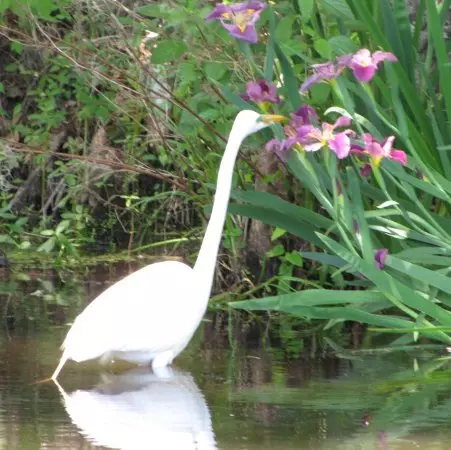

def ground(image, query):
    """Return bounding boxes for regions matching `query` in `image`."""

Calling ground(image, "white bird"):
[51,110,283,380]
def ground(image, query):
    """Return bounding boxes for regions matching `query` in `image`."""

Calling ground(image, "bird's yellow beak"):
[260,114,287,124]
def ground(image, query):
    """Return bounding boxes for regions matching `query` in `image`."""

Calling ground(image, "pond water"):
[1,268,451,449]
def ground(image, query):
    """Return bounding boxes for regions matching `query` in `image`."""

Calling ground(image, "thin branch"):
[1,139,192,194]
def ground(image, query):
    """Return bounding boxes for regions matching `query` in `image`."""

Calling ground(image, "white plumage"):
[63,262,197,365]
[51,110,283,380]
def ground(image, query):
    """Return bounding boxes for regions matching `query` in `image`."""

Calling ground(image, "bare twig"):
[1,138,192,193]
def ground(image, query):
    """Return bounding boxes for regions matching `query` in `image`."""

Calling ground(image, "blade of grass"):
[274,43,302,109]
[228,203,326,248]
[264,7,276,81]
[386,255,451,296]
[230,190,333,229]
[318,233,451,342]
[426,1,451,137]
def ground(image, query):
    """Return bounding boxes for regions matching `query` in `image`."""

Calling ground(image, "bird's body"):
[51,110,283,380]
[63,262,199,366]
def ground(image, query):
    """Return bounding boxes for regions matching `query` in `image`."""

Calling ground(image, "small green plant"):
[37,205,94,261]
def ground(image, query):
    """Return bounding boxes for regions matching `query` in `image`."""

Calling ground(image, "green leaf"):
[309,83,331,105]
[314,39,332,59]
[387,256,451,296]
[5,63,18,73]
[284,305,411,329]
[301,251,348,269]
[0,0,11,13]
[0,211,16,219]
[297,0,314,19]
[267,244,285,258]
[30,0,57,20]
[321,0,355,20]
[18,241,31,250]
[10,41,23,54]
[279,40,308,58]
[274,43,301,109]
[287,152,334,216]
[271,227,286,241]
[217,84,256,111]
[151,40,187,64]
[232,289,389,309]
[274,16,294,42]
[0,235,16,245]
[392,0,414,75]
[55,219,71,235]
[348,168,373,261]
[205,62,228,81]
[264,9,276,80]
[95,105,110,121]
[285,251,303,267]
[228,203,326,248]
[328,36,358,56]
[231,290,411,330]
[318,234,451,342]
[231,190,333,229]
[136,4,168,18]
[179,61,198,83]
[40,229,55,236]
[426,0,451,135]
[380,0,406,67]
[395,247,451,260]
[37,237,56,253]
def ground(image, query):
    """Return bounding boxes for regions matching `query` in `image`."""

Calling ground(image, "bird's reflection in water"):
[54,367,217,450]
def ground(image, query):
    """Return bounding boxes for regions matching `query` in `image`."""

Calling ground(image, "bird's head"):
[235,110,286,139]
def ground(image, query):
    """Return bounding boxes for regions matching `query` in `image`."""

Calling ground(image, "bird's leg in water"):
[51,353,69,380]
[152,350,175,370]
[152,366,174,378]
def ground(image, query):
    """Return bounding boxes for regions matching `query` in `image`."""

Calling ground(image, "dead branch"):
[0,138,192,194]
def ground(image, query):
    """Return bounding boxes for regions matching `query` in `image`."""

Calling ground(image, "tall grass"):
[212,0,451,346]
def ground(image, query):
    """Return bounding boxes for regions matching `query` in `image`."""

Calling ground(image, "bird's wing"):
[63,261,200,362]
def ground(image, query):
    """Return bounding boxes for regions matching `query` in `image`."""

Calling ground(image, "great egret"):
[51,110,283,380]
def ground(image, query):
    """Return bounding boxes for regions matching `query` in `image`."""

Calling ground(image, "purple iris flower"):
[241,80,280,105]
[276,105,319,152]
[296,116,355,158]
[338,49,398,82]
[290,105,319,128]
[266,138,289,160]
[329,132,353,159]
[300,61,344,93]
[360,164,373,177]
[349,145,373,177]
[206,2,267,44]
[374,248,389,270]
[363,134,407,166]
[300,48,397,92]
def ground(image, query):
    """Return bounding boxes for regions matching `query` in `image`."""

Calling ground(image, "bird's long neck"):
[193,125,246,297]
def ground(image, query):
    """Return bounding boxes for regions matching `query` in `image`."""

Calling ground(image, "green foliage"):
[0,0,251,262]
[198,0,451,345]
[151,40,188,64]
[37,205,94,262]
[1,0,451,348]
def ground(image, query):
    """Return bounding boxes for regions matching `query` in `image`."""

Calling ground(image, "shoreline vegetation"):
[1,0,451,347]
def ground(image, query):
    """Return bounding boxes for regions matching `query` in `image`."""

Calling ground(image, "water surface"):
[1,270,451,449]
